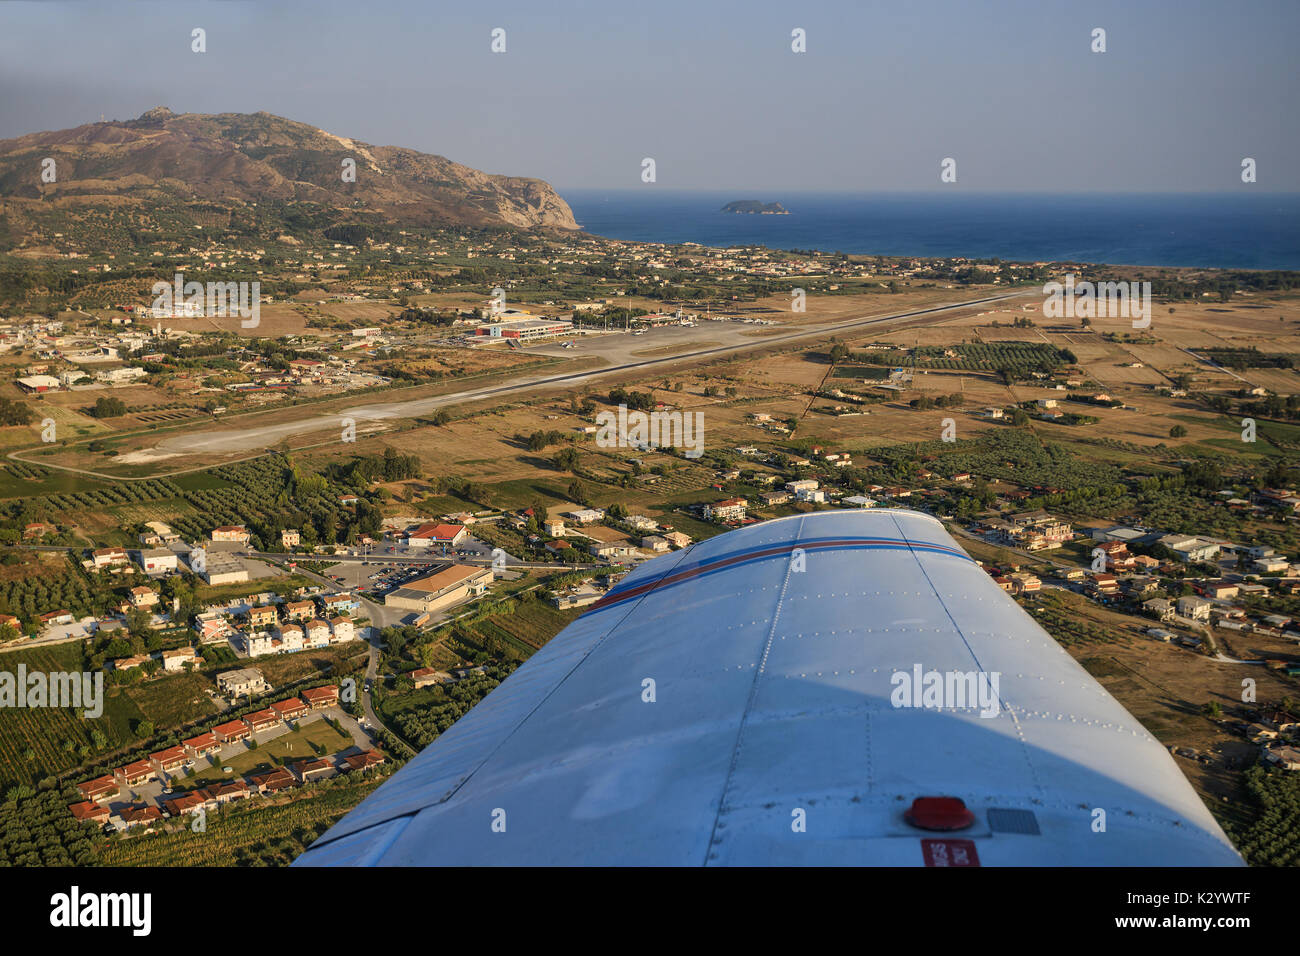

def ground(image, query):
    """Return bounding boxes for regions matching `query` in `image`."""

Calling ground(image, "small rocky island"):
[720,200,789,215]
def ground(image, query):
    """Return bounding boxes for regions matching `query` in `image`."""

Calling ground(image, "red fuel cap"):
[905,796,975,831]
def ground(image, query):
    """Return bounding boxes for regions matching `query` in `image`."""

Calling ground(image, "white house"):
[1176,596,1212,622]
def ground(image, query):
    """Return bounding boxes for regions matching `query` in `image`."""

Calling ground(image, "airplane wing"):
[294,509,1242,866]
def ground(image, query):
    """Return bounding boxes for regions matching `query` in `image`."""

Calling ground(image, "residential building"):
[300,685,339,709]
[246,605,278,629]
[319,593,358,615]
[77,775,120,803]
[216,667,268,698]
[116,760,157,787]
[243,708,280,733]
[342,750,386,772]
[703,498,748,522]
[160,647,198,672]
[270,697,308,721]
[292,758,334,784]
[1265,745,1300,771]
[245,631,274,656]
[1142,598,1176,622]
[120,805,163,829]
[1087,573,1119,597]
[149,745,188,775]
[248,768,297,793]
[1177,596,1212,622]
[69,801,111,825]
[1008,572,1041,595]
[1202,582,1239,600]
[278,624,304,653]
[304,619,331,647]
[213,720,251,744]
[182,732,221,758]
[283,600,315,622]
[128,585,159,608]
[412,667,452,689]
[91,547,129,569]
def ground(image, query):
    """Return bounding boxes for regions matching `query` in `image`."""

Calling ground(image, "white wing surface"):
[294,509,1242,866]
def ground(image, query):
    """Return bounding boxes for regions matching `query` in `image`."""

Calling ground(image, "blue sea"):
[561,191,1300,271]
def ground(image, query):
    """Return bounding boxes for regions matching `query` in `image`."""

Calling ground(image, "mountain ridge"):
[0,108,578,244]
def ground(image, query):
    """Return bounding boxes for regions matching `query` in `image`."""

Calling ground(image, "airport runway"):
[155,289,1035,456]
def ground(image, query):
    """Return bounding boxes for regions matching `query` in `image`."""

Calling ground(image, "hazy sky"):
[1,0,1296,193]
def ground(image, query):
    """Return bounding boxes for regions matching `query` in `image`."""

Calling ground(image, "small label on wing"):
[921,838,980,867]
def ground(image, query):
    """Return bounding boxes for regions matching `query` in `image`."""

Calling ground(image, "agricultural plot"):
[975,322,1050,342]
[831,365,892,380]
[0,645,145,791]
[1246,368,1300,394]
[130,409,195,425]
[1081,362,1169,387]
[0,463,111,500]
[480,601,578,652]
[119,672,218,730]
[110,499,198,524]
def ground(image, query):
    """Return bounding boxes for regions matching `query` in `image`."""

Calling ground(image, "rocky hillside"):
[0,107,576,247]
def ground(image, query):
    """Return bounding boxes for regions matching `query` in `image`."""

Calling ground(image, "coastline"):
[560,190,1300,271]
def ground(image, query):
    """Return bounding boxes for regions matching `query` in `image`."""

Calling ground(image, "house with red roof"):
[149,745,188,775]
[120,805,163,828]
[342,749,386,772]
[405,522,467,549]
[270,697,307,721]
[162,791,208,817]
[183,732,221,758]
[77,775,120,803]
[300,685,339,709]
[69,801,110,824]
[243,708,280,733]
[199,780,250,804]
[116,759,156,787]
[213,719,251,744]
[248,768,297,793]
[291,757,334,783]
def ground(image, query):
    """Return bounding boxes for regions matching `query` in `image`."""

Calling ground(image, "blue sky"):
[0,0,1296,192]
